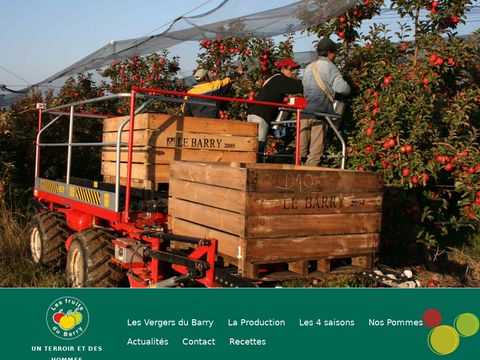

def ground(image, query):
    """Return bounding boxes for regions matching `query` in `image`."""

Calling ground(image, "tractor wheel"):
[28,211,72,268]
[66,228,126,287]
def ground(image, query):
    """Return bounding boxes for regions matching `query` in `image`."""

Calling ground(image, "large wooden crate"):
[101,114,258,189]
[168,161,383,280]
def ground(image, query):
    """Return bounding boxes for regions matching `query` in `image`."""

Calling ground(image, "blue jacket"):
[302,57,350,116]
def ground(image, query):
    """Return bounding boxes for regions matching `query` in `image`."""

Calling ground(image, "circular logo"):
[46,297,89,340]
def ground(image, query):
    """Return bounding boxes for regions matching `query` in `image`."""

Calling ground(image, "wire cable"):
[0,64,32,85]
[142,0,218,37]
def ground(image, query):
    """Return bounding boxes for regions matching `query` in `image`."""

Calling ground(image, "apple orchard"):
[1,0,479,263]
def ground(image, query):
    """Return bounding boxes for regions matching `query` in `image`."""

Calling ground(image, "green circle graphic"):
[46,296,89,340]
[454,313,479,337]
[428,325,460,355]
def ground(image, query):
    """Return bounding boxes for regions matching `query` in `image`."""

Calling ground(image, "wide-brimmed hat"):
[194,69,207,81]
[277,58,300,69]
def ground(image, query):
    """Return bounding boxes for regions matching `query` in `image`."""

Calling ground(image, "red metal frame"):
[172,239,218,288]
[37,107,42,177]
[34,88,306,288]
[123,89,137,222]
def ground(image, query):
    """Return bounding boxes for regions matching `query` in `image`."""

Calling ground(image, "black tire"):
[28,211,72,268]
[66,228,126,287]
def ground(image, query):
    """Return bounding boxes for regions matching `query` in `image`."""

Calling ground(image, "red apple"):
[365,127,373,136]
[53,312,64,323]
[402,168,411,177]
[444,163,454,171]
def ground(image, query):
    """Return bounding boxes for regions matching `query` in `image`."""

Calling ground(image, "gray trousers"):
[247,114,269,157]
[247,114,269,142]
[299,119,327,167]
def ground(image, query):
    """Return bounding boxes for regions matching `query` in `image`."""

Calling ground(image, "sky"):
[0,0,479,90]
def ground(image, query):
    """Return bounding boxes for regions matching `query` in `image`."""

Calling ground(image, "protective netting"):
[0,0,359,107]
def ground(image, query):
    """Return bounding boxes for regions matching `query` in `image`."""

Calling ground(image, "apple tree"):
[308,0,479,260]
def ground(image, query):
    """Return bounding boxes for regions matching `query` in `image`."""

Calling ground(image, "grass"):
[0,192,67,287]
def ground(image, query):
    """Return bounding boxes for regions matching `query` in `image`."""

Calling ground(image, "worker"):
[247,58,303,156]
[300,37,350,167]
[183,69,232,118]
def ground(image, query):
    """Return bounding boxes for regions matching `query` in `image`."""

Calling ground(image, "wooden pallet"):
[101,113,258,187]
[255,254,375,281]
[168,161,383,280]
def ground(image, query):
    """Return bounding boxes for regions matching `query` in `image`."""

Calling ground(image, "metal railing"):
[36,89,306,220]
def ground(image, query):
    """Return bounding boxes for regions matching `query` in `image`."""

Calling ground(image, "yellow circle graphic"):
[428,325,460,355]
[454,313,480,337]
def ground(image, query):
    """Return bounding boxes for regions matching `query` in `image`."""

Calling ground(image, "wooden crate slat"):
[170,161,248,191]
[169,178,246,214]
[244,233,379,262]
[102,147,256,164]
[101,161,169,182]
[103,114,258,136]
[246,168,383,193]
[103,175,155,190]
[169,198,246,237]
[170,218,242,259]
[245,212,382,238]
[103,130,258,152]
[247,191,382,215]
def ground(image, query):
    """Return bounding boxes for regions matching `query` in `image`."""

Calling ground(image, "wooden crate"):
[168,161,383,280]
[101,113,258,188]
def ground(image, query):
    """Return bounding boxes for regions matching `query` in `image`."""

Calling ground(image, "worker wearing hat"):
[300,37,350,166]
[247,58,303,159]
[183,69,232,118]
